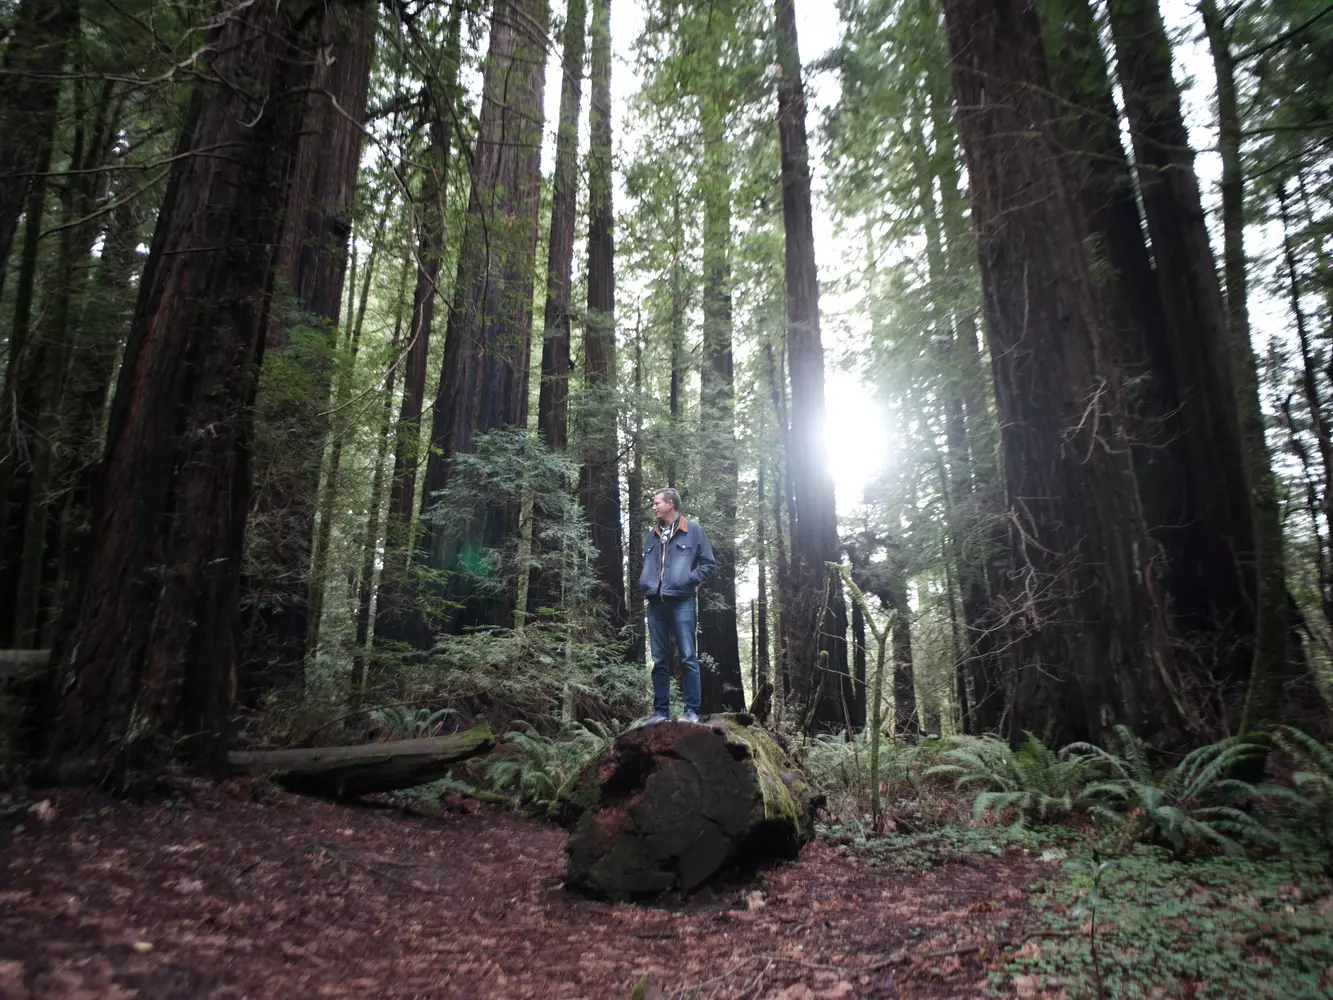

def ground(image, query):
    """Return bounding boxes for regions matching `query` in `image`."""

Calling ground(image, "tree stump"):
[554,713,818,899]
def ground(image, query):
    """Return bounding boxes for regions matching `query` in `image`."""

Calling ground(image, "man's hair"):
[652,487,681,511]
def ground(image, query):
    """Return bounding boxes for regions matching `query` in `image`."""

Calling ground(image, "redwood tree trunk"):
[240,0,374,699]
[1105,0,1258,712]
[773,0,848,728]
[420,0,549,634]
[940,0,1184,746]
[697,102,744,712]
[538,0,587,453]
[375,0,463,650]
[578,0,627,638]
[44,0,324,780]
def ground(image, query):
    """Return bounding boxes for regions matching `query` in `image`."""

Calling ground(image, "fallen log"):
[227,721,495,798]
[553,713,819,900]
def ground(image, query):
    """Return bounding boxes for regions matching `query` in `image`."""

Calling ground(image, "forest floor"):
[0,780,1058,1000]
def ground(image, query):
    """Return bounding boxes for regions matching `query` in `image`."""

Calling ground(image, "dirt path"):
[1,784,1052,999]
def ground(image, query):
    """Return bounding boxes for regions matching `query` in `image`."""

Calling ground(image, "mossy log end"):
[554,713,818,900]
[227,722,495,798]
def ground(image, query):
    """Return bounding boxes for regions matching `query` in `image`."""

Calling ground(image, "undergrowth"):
[996,837,1333,999]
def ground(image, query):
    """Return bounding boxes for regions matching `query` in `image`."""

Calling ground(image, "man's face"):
[651,493,676,522]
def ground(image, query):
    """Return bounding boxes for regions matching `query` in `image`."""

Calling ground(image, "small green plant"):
[1272,725,1333,851]
[1001,845,1333,998]
[924,732,1118,825]
[482,719,617,806]
[1084,726,1279,857]
[368,705,455,740]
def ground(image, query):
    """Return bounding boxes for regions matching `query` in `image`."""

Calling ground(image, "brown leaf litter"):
[0,783,1055,998]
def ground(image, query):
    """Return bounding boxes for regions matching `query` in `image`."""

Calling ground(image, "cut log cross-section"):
[227,722,495,798]
[554,714,818,899]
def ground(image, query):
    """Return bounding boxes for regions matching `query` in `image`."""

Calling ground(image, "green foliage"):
[924,732,1119,825]
[827,819,1071,872]
[1000,845,1333,999]
[368,705,454,740]
[1273,725,1333,849]
[482,719,618,806]
[1083,726,1282,857]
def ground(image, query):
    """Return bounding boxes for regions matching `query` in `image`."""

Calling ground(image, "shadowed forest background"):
[2,0,1331,772]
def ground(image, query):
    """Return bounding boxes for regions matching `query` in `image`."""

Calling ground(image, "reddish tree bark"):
[419,0,549,633]
[579,0,627,637]
[239,0,375,698]
[44,0,327,780]
[940,0,1184,745]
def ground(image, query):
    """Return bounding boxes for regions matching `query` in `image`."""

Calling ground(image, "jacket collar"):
[652,515,689,537]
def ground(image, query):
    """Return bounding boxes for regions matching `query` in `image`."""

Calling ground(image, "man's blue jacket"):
[638,515,717,599]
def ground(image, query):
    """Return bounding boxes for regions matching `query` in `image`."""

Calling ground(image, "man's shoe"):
[641,712,671,726]
[681,710,702,725]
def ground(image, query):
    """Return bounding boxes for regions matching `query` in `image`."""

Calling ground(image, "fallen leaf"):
[26,800,55,823]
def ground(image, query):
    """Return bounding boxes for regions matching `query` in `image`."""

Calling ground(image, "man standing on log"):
[638,487,716,724]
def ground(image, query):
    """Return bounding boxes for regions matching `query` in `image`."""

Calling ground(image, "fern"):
[1272,725,1333,850]
[369,705,455,740]
[1084,728,1276,857]
[924,732,1117,825]
[483,719,617,807]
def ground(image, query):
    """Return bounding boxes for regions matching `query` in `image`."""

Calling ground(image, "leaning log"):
[227,721,494,798]
[553,713,818,900]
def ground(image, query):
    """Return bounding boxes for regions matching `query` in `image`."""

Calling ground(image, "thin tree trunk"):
[375,1,464,650]
[308,209,388,660]
[538,0,587,451]
[696,98,743,712]
[578,0,626,638]
[352,257,411,699]
[43,0,326,781]
[773,0,847,728]
[626,311,647,663]
[756,458,771,686]
[0,0,79,290]
[1194,0,1290,731]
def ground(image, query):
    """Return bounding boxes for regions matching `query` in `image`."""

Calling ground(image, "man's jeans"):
[646,596,701,716]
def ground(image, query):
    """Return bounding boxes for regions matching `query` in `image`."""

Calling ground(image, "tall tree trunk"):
[696,101,744,712]
[578,0,626,639]
[626,313,647,663]
[773,0,848,728]
[9,82,114,648]
[527,0,587,622]
[0,131,54,646]
[538,0,587,452]
[307,209,387,660]
[756,458,771,687]
[0,0,79,291]
[352,257,411,699]
[374,1,463,650]
[1196,0,1298,732]
[940,0,1184,746]
[43,0,325,781]
[239,0,375,700]
[420,0,549,634]
[1106,0,1259,716]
